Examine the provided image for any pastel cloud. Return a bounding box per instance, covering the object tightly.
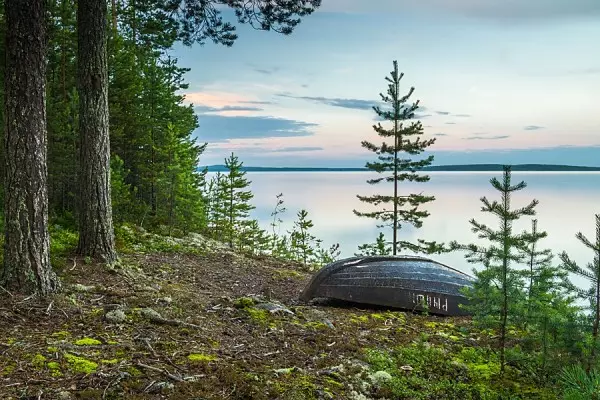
[194,115,318,142]
[184,91,258,108]
[464,135,511,140]
[276,93,383,111]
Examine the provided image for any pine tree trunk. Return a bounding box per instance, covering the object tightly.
[2,0,60,295]
[77,0,117,264]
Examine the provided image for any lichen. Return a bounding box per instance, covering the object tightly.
[187,353,217,363]
[64,353,98,374]
[74,337,102,346]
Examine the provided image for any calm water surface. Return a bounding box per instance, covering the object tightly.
[210,171,600,282]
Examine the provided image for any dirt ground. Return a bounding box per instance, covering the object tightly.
[0,246,470,399]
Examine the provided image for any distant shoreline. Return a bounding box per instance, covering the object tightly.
[203,164,600,172]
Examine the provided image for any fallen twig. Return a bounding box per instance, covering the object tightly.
[0,285,13,297]
[136,362,184,382]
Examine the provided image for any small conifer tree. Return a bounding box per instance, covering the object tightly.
[356,232,392,256]
[219,153,255,248]
[270,193,287,252]
[519,219,555,326]
[451,165,538,374]
[290,209,317,269]
[560,214,600,369]
[353,60,437,255]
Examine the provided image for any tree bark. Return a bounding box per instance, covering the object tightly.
[2,0,60,294]
[77,0,117,263]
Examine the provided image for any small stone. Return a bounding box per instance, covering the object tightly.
[56,391,72,400]
[322,318,335,329]
[105,309,127,324]
[157,296,172,305]
[149,381,175,393]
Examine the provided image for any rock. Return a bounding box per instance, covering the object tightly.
[322,318,335,329]
[56,391,72,400]
[149,381,175,393]
[105,309,127,324]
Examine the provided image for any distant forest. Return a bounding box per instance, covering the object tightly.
[204,164,600,172]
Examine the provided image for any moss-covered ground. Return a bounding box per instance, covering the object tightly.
[0,228,559,399]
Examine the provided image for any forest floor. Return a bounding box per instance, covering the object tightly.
[0,227,556,399]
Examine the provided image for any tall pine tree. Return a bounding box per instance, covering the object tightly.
[2,0,60,294]
[77,0,117,263]
[354,60,436,255]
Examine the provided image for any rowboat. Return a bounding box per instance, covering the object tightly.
[300,255,474,316]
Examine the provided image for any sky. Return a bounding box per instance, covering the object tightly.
[171,0,600,167]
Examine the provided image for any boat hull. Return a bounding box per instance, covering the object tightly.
[300,255,474,316]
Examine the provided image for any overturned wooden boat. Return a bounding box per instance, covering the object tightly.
[300,255,474,316]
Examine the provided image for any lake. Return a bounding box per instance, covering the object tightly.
[210,171,600,281]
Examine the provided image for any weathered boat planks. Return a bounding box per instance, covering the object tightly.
[300,255,474,316]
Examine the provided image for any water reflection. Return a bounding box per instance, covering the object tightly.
[209,171,600,285]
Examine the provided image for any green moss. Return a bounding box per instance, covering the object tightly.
[64,353,98,374]
[324,377,343,388]
[126,366,143,377]
[370,311,405,322]
[89,307,103,316]
[51,331,71,340]
[187,353,217,363]
[47,361,62,377]
[270,372,320,400]
[47,346,59,353]
[2,364,15,375]
[349,315,369,324]
[246,308,270,325]
[74,337,102,346]
[233,296,256,309]
[274,269,303,279]
[31,354,47,368]
[101,359,119,364]
[305,321,329,330]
